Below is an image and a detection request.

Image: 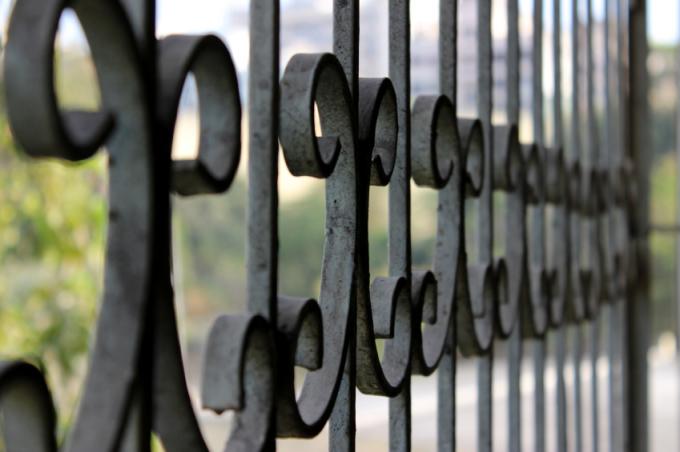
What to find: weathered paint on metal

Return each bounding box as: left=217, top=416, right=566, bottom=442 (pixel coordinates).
left=0, top=0, right=644, bottom=450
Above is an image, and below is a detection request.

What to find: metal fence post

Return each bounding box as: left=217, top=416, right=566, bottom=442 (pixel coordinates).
left=627, top=1, right=650, bottom=451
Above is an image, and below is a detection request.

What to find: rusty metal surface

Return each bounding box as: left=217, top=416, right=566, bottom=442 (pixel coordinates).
left=0, top=0, right=644, bottom=451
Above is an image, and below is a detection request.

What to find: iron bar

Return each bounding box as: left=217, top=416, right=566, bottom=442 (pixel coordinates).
left=0, top=0, right=647, bottom=450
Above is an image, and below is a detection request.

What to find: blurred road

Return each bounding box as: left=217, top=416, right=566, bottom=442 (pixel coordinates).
left=194, top=349, right=679, bottom=452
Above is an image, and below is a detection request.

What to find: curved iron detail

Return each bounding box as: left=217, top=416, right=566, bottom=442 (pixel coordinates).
left=276, top=52, right=357, bottom=437
left=493, top=123, right=525, bottom=338
left=0, top=361, right=57, bottom=452
left=0, top=0, right=639, bottom=450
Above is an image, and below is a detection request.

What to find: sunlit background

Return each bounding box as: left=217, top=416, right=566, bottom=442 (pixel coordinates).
left=0, top=0, right=677, bottom=450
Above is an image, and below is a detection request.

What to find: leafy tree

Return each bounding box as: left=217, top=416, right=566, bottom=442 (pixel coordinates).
left=0, top=40, right=106, bottom=431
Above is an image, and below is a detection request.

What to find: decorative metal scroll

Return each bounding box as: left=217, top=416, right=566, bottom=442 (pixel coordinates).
left=0, top=0, right=640, bottom=451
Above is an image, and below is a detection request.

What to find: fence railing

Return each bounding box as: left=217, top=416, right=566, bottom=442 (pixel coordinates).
left=0, top=0, right=649, bottom=451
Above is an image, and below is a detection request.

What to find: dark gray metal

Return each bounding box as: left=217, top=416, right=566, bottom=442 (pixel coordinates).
left=556, top=327, right=568, bottom=452
left=505, top=3, right=523, bottom=451
left=551, top=1, right=569, bottom=451
left=530, top=2, right=548, bottom=452
left=388, top=1, right=413, bottom=450
left=590, top=318, right=600, bottom=452
left=627, top=1, right=650, bottom=451
left=0, top=0, right=646, bottom=450
left=574, top=324, right=584, bottom=452
left=432, top=0, right=460, bottom=429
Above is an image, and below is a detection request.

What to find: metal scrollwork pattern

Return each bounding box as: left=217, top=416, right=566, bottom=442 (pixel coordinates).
left=0, top=0, right=640, bottom=451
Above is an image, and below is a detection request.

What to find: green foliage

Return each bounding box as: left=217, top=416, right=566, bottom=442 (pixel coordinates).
left=0, top=45, right=106, bottom=431
left=649, top=45, right=679, bottom=157
left=651, top=154, right=678, bottom=340
left=0, top=135, right=106, bottom=376
left=647, top=45, right=680, bottom=342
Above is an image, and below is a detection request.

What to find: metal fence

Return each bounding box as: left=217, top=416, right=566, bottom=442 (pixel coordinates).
left=0, top=0, right=649, bottom=451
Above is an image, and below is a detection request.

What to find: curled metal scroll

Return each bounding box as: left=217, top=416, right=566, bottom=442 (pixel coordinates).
left=581, top=166, right=603, bottom=319
left=567, top=160, right=587, bottom=321
left=492, top=124, right=525, bottom=337
left=457, top=118, right=496, bottom=355
left=153, top=29, right=260, bottom=452
left=569, top=167, right=596, bottom=320
left=355, top=77, right=413, bottom=396
left=5, top=0, right=155, bottom=449
left=523, top=144, right=550, bottom=336
left=410, top=93, right=461, bottom=373
left=455, top=0, right=502, bottom=355
left=277, top=52, right=356, bottom=436
left=3, top=0, right=256, bottom=450
left=0, top=0, right=639, bottom=449
left=544, top=147, right=568, bottom=327
left=202, top=315, right=275, bottom=452
left=0, top=361, right=56, bottom=452
left=158, top=34, right=242, bottom=196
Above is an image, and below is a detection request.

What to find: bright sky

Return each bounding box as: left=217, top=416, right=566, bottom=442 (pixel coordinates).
left=154, top=0, right=677, bottom=44
left=0, top=0, right=675, bottom=202
left=0, top=0, right=677, bottom=47
left=648, top=0, right=680, bottom=44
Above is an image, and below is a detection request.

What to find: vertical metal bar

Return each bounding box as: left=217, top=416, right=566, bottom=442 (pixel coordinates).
left=333, top=0, right=360, bottom=101
left=388, top=0, right=413, bottom=450
left=608, top=303, right=622, bottom=452
left=569, top=0, right=581, bottom=321
left=532, top=1, right=547, bottom=451
left=478, top=0, right=494, bottom=265
left=552, top=2, right=569, bottom=451
left=331, top=358, right=357, bottom=452
left=508, top=326, right=522, bottom=452
left=508, top=330, right=522, bottom=452
left=477, top=0, right=494, bottom=450
left=602, top=5, right=618, bottom=452
left=437, top=2, right=457, bottom=450
left=247, top=0, right=280, bottom=323
left=506, top=3, right=522, bottom=450
left=553, top=0, right=563, bottom=149
left=627, top=0, right=650, bottom=450
left=330, top=3, right=360, bottom=451
left=439, top=0, right=457, bottom=105
left=602, top=0, right=615, bottom=444
left=590, top=318, right=600, bottom=452
left=586, top=0, right=596, bottom=170
left=574, top=325, right=584, bottom=452
left=533, top=340, right=546, bottom=452
left=585, top=0, right=601, bottom=450
left=507, top=0, right=520, bottom=124
left=615, top=0, right=625, bottom=171
left=245, top=1, right=280, bottom=450
left=119, top=2, right=155, bottom=450
left=390, top=379, right=411, bottom=452
left=570, top=0, right=584, bottom=449
left=479, top=350, right=494, bottom=452
left=608, top=1, right=624, bottom=450
left=570, top=0, right=580, bottom=166
left=533, top=0, right=545, bottom=148
left=556, top=328, right=568, bottom=452
left=388, top=0, right=411, bottom=278
left=617, top=3, right=632, bottom=450
left=438, top=329, right=457, bottom=452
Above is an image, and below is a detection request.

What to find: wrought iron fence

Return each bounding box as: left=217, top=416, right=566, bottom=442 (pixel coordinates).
left=0, top=0, right=649, bottom=451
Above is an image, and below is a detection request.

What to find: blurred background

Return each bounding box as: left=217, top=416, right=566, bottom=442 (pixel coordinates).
left=0, top=0, right=676, bottom=450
